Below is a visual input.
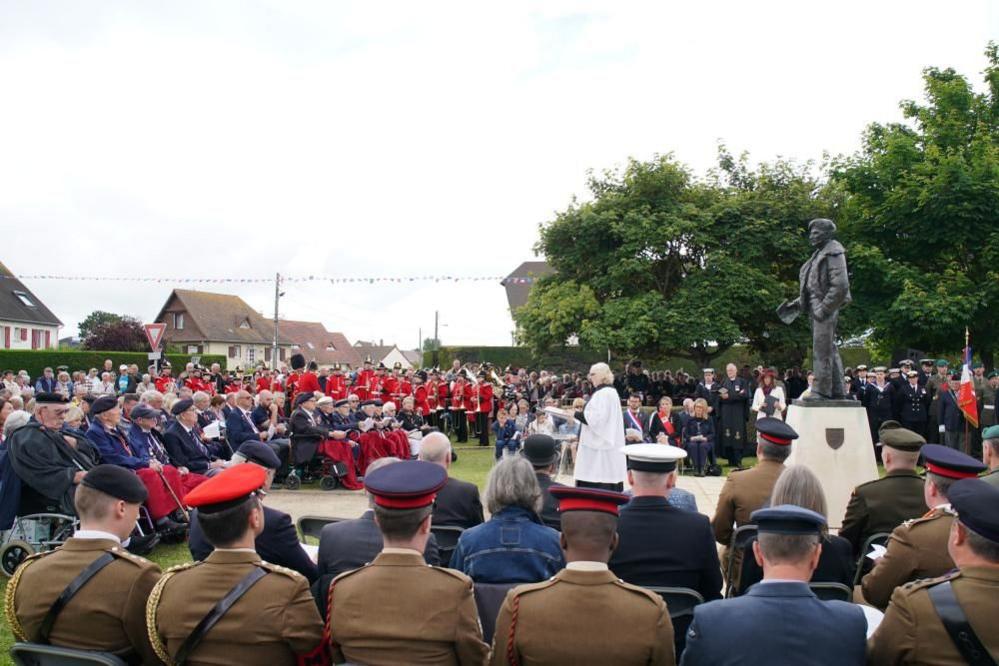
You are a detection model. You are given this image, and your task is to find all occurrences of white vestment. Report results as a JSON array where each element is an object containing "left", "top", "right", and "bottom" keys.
[{"left": 574, "top": 384, "right": 626, "bottom": 484}]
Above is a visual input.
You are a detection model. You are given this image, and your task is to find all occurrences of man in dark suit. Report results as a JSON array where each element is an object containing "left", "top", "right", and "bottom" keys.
[
  {"left": 610, "top": 444, "right": 722, "bottom": 602},
  {"left": 162, "top": 399, "right": 225, "bottom": 477},
  {"left": 226, "top": 390, "right": 289, "bottom": 464},
  {"left": 418, "top": 432, "right": 483, "bottom": 529},
  {"left": 681, "top": 506, "right": 867, "bottom": 665},
  {"left": 188, "top": 441, "right": 318, "bottom": 583},
  {"left": 622, "top": 392, "right": 651, "bottom": 443},
  {"left": 521, "top": 434, "right": 564, "bottom": 530}
]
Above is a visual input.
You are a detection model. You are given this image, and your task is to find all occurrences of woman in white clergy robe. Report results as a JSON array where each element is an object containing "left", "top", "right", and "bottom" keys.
[{"left": 572, "top": 362, "right": 627, "bottom": 491}]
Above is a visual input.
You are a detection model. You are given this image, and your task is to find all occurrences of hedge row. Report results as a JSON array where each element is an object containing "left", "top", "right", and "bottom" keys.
[
  {"left": 425, "top": 346, "right": 873, "bottom": 374},
  {"left": 0, "top": 350, "right": 227, "bottom": 378}
]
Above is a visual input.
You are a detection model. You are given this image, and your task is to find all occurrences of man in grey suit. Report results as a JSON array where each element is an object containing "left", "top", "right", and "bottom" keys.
[
  {"left": 312, "top": 457, "right": 441, "bottom": 613},
  {"left": 680, "top": 505, "right": 866, "bottom": 665}
]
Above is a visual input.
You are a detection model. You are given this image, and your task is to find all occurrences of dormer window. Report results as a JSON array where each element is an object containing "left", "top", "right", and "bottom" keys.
[
  {"left": 326, "top": 342, "right": 337, "bottom": 351},
  {"left": 13, "top": 291, "right": 35, "bottom": 307},
  {"left": 239, "top": 318, "right": 251, "bottom": 329}
]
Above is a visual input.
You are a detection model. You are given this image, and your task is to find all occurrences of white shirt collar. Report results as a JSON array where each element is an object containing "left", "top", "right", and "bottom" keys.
[
  {"left": 381, "top": 547, "right": 423, "bottom": 556},
  {"left": 566, "top": 561, "right": 609, "bottom": 571},
  {"left": 73, "top": 529, "right": 121, "bottom": 544},
  {"left": 213, "top": 547, "right": 258, "bottom": 553}
]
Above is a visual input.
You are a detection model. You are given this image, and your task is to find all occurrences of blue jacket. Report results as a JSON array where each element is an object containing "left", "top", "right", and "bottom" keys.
[
  {"left": 85, "top": 421, "right": 147, "bottom": 471},
  {"left": 679, "top": 581, "right": 866, "bottom": 665},
  {"left": 127, "top": 426, "right": 170, "bottom": 466},
  {"left": 449, "top": 505, "right": 564, "bottom": 584},
  {"left": 34, "top": 377, "right": 57, "bottom": 394},
  {"left": 225, "top": 409, "right": 262, "bottom": 449},
  {"left": 492, "top": 420, "right": 517, "bottom": 446}
]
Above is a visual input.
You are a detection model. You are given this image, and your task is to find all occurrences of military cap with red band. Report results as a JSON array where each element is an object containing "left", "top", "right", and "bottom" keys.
[
  {"left": 184, "top": 464, "right": 267, "bottom": 514},
  {"left": 755, "top": 417, "right": 799, "bottom": 446},
  {"left": 364, "top": 460, "right": 447, "bottom": 509},
  {"left": 921, "top": 444, "right": 986, "bottom": 480},
  {"left": 550, "top": 486, "right": 630, "bottom": 516}
]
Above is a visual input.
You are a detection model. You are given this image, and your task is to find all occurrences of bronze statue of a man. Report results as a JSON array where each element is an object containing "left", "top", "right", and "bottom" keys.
[{"left": 777, "top": 218, "right": 852, "bottom": 400}]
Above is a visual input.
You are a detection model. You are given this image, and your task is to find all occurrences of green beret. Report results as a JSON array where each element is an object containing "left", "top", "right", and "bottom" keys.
[
  {"left": 936, "top": 359, "right": 949, "bottom": 367},
  {"left": 983, "top": 425, "right": 999, "bottom": 441},
  {"left": 880, "top": 426, "right": 925, "bottom": 452},
  {"left": 989, "top": 371, "right": 999, "bottom": 379}
]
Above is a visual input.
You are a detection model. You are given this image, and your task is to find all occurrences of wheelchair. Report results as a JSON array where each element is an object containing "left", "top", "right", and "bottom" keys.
[{"left": 0, "top": 513, "right": 78, "bottom": 578}]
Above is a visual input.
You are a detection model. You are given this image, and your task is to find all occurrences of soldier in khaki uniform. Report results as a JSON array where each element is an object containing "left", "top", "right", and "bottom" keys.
[
  {"left": 491, "top": 486, "right": 674, "bottom": 666},
  {"left": 862, "top": 444, "right": 986, "bottom": 609},
  {"left": 925, "top": 359, "right": 951, "bottom": 441},
  {"left": 868, "top": 478, "right": 999, "bottom": 664},
  {"left": 839, "top": 423, "right": 927, "bottom": 557},
  {"left": 147, "top": 464, "right": 324, "bottom": 665},
  {"left": 711, "top": 418, "right": 798, "bottom": 586},
  {"left": 326, "top": 459, "right": 489, "bottom": 665},
  {"left": 5, "top": 464, "right": 161, "bottom": 664},
  {"left": 980, "top": 372, "right": 998, "bottom": 429},
  {"left": 982, "top": 425, "right": 999, "bottom": 489}
]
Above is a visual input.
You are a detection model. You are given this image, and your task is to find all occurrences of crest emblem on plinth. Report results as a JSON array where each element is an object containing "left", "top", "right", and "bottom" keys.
[{"left": 825, "top": 428, "right": 845, "bottom": 450}]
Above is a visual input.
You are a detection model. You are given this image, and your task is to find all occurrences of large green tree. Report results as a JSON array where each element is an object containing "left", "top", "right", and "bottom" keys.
[
  {"left": 833, "top": 44, "right": 999, "bottom": 366},
  {"left": 516, "top": 151, "right": 842, "bottom": 366},
  {"left": 79, "top": 311, "right": 148, "bottom": 352}
]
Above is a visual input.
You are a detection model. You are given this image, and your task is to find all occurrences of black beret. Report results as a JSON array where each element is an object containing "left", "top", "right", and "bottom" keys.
[
  {"left": 294, "top": 392, "right": 316, "bottom": 407},
  {"left": 334, "top": 399, "right": 350, "bottom": 408},
  {"left": 237, "top": 440, "right": 281, "bottom": 470},
  {"left": 90, "top": 396, "right": 119, "bottom": 416},
  {"left": 171, "top": 398, "right": 195, "bottom": 416},
  {"left": 81, "top": 465, "right": 147, "bottom": 503},
  {"left": 949, "top": 478, "right": 999, "bottom": 544},
  {"left": 34, "top": 392, "right": 68, "bottom": 405}
]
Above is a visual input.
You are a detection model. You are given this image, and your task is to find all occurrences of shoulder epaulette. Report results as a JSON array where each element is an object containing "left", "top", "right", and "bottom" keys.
[
  {"left": 613, "top": 579, "right": 666, "bottom": 607},
  {"left": 900, "top": 570, "right": 960, "bottom": 593},
  {"left": 509, "top": 577, "right": 558, "bottom": 598},
  {"left": 258, "top": 560, "right": 303, "bottom": 580},
  {"left": 107, "top": 545, "right": 157, "bottom": 568},
  {"left": 330, "top": 562, "right": 371, "bottom": 586},
  {"left": 430, "top": 565, "right": 474, "bottom": 587}
]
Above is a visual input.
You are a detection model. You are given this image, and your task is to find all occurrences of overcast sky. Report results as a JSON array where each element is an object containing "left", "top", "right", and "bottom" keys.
[{"left": 1, "top": 1, "right": 995, "bottom": 348}]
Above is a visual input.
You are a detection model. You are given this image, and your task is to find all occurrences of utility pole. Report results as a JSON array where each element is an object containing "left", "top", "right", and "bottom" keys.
[
  {"left": 272, "top": 272, "right": 280, "bottom": 370},
  {"left": 419, "top": 327, "right": 422, "bottom": 360},
  {"left": 433, "top": 310, "right": 439, "bottom": 369}
]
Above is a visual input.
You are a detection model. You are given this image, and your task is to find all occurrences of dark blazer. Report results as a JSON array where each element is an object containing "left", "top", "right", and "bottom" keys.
[
  {"left": 737, "top": 534, "right": 856, "bottom": 592},
  {"left": 316, "top": 510, "right": 440, "bottom": 578},
  {"left": 250, "top": 405, "right": 272, "bottom": 430},
  {"left": 648, "top": 411, "right": 681, "bottom": 446},
  {"left": 431, "top": 476, "right": 484, "bottom": 529},
  {"left": 622, "top": 409, "right": 651, "bottom": 440},
  {"left": 289, "top": 408, "right": 330, "bottom": 466},
  {"left": 188, "top": 504, "right": 318, "bottom": 583},
  {"left": 609, "top": 496, "right": 722, "bottom": 602},
  {"left": 535, "top": 472, "right": 564, "bottom": 530},
  {"left": 680, "top": 581, "right": 866, "bottom": 665},
  {"left": 162, "top": 421, "right": 212, "bottom": 474},
  {"left": 225, "top": 408, "right": 262, "bottom": 449},
  {"left": 939, "top": 388, "right": 965, "bottom": 432}
]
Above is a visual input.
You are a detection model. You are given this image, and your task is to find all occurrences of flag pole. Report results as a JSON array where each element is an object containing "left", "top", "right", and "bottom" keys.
[{"left": 964, "top": 327, "right": 970, "bottom": 456}]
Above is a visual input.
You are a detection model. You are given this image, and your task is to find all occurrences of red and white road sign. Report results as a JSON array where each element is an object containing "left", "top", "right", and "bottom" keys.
[{"left": 144, "top": 323, "right": 166, "bottom": 351}]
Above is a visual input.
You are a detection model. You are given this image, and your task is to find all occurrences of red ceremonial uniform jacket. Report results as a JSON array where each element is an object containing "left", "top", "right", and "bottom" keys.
[
  {"left": 286, "top": 372, "right": 301, "bottom": 397},
  {"left": 437, "top": 381, "right": 449, "bottom": 406},
  {"left": 154, "top": 375, "right": 174, "bottom": 393},
  {"left": 255, "top": 376, "right": 271, "bottom": 394},
  {"left": 325, "top": 374, "right": 346, "bottom": 400},
  {"left": 224, "top": 381, "right": 242, "bottom": 394},
  {"left": 355, "top": 369, "right": 374, "bottom": 400},
  {"left": 476, "top": 382, "right": 493, "bottom": 413},
  {"left": 451, "top": 380, "right": 467, "bottom": 410},
  {"left": 297, "top": 372, "right": 321, "bottom": 398},
  {"left": 381, "top": 376, "right": 400, "bottom": 403},
  {"left": 414, "top": 385, "right": 430, "bottom": 416},
  {"left": 399, "top": 380, "right": 413, "bottom": 399}
]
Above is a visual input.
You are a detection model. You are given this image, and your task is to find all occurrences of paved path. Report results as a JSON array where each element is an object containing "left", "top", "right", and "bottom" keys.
[{"left": 266, "top": 473, "right": 727, "bottom": 525}]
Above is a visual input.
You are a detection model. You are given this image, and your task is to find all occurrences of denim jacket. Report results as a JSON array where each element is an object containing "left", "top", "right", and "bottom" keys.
[{"left": 449, "top": 505, "right": 565, "bottom": 584}]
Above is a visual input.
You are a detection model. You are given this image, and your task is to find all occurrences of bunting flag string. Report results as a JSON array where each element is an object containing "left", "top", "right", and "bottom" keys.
[{"left": 0, "top": 273, "right": 538, "bottom": 286}]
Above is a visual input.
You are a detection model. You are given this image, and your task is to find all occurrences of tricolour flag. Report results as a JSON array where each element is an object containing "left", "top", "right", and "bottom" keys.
[{"left": 958, "top": 341, "right": 979, "bottom": 428}]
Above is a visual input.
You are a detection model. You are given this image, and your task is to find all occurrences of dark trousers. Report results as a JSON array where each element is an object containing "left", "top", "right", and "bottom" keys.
[
  {"left": 576, "top": 480, "right": 624, "bottom": 492},
  {"left": 476, "top": 412, "right": 490, "bottom": 446},
  {"left": 453, "top": 409, "right": 468, "bottom": 442}
]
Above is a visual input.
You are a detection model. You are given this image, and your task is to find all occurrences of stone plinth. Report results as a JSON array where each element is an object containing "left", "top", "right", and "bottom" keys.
[{"left": 784, "top": 400, "right": 878, "bottom": 530}]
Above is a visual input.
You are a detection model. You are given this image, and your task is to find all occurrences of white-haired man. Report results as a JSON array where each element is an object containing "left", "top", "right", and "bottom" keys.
[{"left": 571, "top": 362, "right": 626, "bottom": 491}]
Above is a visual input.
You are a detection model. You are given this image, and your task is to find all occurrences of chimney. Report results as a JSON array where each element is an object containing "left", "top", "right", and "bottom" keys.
[{"left": 380, "top": 338, "right": 383, "bottom": 346}]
